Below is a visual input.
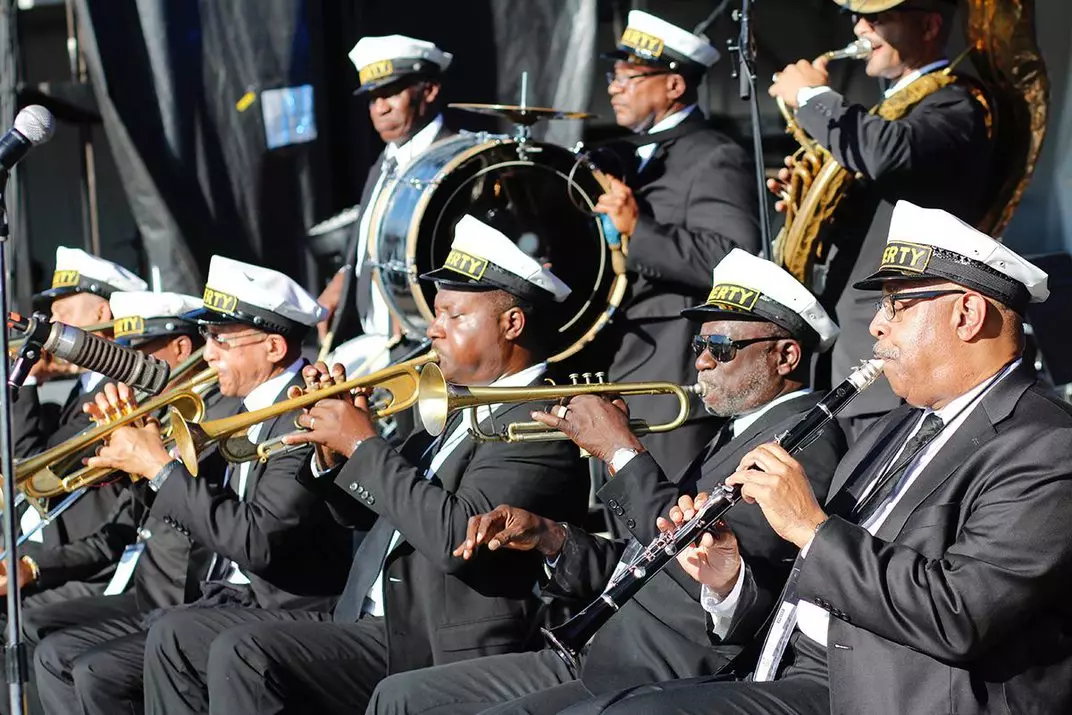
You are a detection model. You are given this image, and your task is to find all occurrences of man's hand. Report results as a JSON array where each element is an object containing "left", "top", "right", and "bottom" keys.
[
  {"left": 529, "top": 394, "right": 642, "bottom": 463},
  {"left": 317, "top": 271, "right": 346, "bottom": 341},
  {"left": 281, "top": 362, "right": 376, "bottom": 462},
  {"left": 27, "top": 352, "right": 81, "bottom": 383},
  {"left": 657, "top": 493, "right": 741, "bottom": 598},
  {"left": 0, "top": 558, "right": 36, "bottom": 596},
  {"left": 84, "top": 421, "right": 171, "bottom": 480},
  {"left": 285, "top": 362, "right": 353, "bottom": 469},
  {"left": 768, "top": 57, "right": 830, "bottom": 110},
  {"left": 83, "top": 381, "right": 140, "bottom": 425},
  {"left": 725, "top": 443, "right": 826, "bottom": 549},
  {"left": 452, "top": 505, "right": 567, "bottom": 561},
  {"left": 594, "top": 176, "right": 639, "bottom": 237},
  {"left": 766, "top": 155, "right": 797, "bottom": 214}
]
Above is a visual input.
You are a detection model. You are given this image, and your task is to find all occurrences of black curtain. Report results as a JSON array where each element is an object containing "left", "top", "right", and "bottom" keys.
[{"left": 71, "top": 0, "right": 595, "bottom": 292}]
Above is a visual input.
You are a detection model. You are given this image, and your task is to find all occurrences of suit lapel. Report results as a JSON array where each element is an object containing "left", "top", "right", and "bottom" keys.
[
  {"left": 824, "top": 406, "right": 915, "bottom": 506},
  {"left": 242, "top": 370, "right": 307, "bottom": 500},
  {"left": 874, "top": 365, "right": 1034, "bottom": 540}
]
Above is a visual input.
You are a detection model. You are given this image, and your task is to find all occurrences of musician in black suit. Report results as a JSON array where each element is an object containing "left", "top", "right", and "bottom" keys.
[
  {"left": 10, "top": 247, "right": 148, "bottom": 597},
  {"left": 32, "top": 256, "right": 351, "bottom": 715},
  {"left": 137, "top": 214, "right": 590, "bottom": 715},
  {"left": 579, "top": 201, "right": 1072, "bottom": 715},
  {"left": 365, "top": 249, "right": 846, "bottom": 715},
  {"left": 596, "top": 11, "right": 761, "bottom": 477},
  {"left": 318, "top": 33, "right": 455, "bottom": 357},
  {"left": 768, "top": 0, "right": 992, "bottom": 437},
  {"left": 9, "top": 291, "right": 210, "bottom": 610}
]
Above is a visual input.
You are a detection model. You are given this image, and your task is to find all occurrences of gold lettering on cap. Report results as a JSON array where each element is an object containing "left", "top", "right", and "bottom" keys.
[
  {"left": 359, "top": 59, "right": 394, "bottom": 85},
  {"left": 113, "top": 316, "right": 146, "bottom": 338},
  {"left": 202, "top": 287, "right": 238, "bottom": 315},
  {"left": 879, "top": 241, "right": 933, "bottom": 274},
  {"left": 704, "top": 283, "right": 760, "bottom": 311},
  {"left": 620, "top": 28, "right": 664, "bottom": 59},
  {"left": 443, "top": 249, "right": 489, "bottom": 281},
  {"left": 51, "top": 270, "right": 80, "bottom": 289}
]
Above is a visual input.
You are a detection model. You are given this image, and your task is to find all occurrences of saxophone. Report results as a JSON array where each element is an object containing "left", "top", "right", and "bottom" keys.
[{"left": 772, "top": 0, "right": 1049, "bottom": 288}]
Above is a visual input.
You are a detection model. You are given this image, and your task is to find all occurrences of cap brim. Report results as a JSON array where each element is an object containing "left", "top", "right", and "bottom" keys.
[
  {"left": 419, "top": 267, "right": 496, "bottom": 291},
  {"left": 831, "top": 0, "right": 908, "bottom": 12},
  {"left": 851, "top": 269, "right": 935, "bottom": 292},
  {"left": 680, "top": 304, "right": 773, "bottom": 323},
  {"left": 34, "top": 286, "right": 78, "bottom": 302},
  {"left": 182, "top": 307, "right": 243, "bottom": 327},
  {"left": 353, "top": 71, "right": 435, "bottom": 96}
]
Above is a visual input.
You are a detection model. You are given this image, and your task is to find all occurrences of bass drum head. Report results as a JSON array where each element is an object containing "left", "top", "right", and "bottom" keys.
[{"left": 372, "top": 136, "right": 621, "bottom": 363}]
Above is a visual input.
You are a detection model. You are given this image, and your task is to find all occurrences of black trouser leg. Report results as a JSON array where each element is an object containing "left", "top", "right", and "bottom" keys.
[
  {"left": 71, "top": 630, "right": 149, "bottom": 715},
  {"left": 23, "top": 592, "right": 140, "bottom": 646},
  {"left": 207, "top": 616, "right": 389, "bottom": 715},
  {"left": 33, "top": 613, "right": 144, "bottom": 715},
  {"left": 143, "top": 607, "right": 330, "bottom": 715},
  {"left": 367, "top": 649, "right": 580, "bottom": 715}
]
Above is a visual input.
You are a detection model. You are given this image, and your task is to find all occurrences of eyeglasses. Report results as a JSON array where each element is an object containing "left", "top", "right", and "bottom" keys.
[
  {"left": 605, "top": 70, "right": 672, "bottom": 88},
  {"left": 198, "top": 326, "right": 269, "bottom": 348},
  {"left": 874, "top": 289, "right": 966, "bottom": 320},
  {"left": 691, "top": 334, "right": 786, "bottom": 362}
]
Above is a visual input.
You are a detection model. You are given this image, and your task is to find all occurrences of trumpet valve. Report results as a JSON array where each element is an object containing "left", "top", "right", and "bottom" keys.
[
  {"left": 594, "top": 372, "right": 606, "bottom": 384},
  {"left": 569, "top": 373, "right": 580, "bottom": 385},
  {"left": 581, "top": 372, "right": 592, "bottom": 384}
]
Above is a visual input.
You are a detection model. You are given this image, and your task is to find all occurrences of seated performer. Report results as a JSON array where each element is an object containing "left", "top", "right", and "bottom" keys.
[
  {"left": 8, "top": 291, "right": 208, "bottom": 608},
  {"left": 598, "top": 10, "right": 761, "bottom": 477},
  {"left": 139, "top": 215, "right": 591, "bottom": 715},
  {"left": 11, "top": 247, "right": 147, "bottom": 583},
  {"left": 32, "top": 257, "right": 352, "bottom": 715},
  {"left": 365, "top": 249, "right": 847, "bottom": 715},
  {"left": 579, "top": 201, "right": 1072, "bottom": 715}
]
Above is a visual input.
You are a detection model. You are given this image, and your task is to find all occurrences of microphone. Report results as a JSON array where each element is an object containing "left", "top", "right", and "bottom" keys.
[
  {"left": 0, "top": 105, "right": 56, "bottom": 173},
  {"left": 8, "top": 313, "right": 171, "bottom": 395}
]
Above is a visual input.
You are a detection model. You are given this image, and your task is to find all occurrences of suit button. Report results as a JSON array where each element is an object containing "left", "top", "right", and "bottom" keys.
[
  {"left": 626, "top": 519, "right": 636, "bottom": 529},
  {"left": 349, "top": 482, "right": 358, "bottom": 491},
  {"left": 607, "top": 499, "right": 619, "bottom": 508},
  {"left": 367, "top": 496, "right": 375, "bottom": 505},
  {"left": 614, "top": 507, "right": 624, "bottom": 516}
]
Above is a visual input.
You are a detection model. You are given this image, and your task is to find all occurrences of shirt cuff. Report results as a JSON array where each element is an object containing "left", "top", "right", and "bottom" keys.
[
  {"left": 147, "top": 460, "right": 183, "bottom": 492},
  {"left": 699, "top": 556, "right": 746, "bottom": 617},
  {"left": 796, "top": 86, "right": 832, "bottom": 108},
  {"left": 22, "top": 377, "right": 37, "bottom": 387}
]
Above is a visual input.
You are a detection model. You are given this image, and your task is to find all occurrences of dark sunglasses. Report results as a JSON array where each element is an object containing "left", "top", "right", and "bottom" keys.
[{"left": 691, "top": 334, "right": 785, "bottom": 362}]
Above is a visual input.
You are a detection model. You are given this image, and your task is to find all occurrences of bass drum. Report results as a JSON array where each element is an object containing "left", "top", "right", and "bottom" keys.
[{"left": 367, "top": 133, "right": 626, "bottom": 363}]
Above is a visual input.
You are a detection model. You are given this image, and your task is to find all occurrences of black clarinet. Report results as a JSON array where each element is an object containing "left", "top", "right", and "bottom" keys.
[{"left": 542, "top": 359, "right": 885, "bottom": 674}]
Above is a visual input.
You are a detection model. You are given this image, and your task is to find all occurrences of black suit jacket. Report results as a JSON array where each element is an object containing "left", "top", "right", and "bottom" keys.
[
  {"left": 608, "top": 111, "right": 761, "bottom": 476},
  {"left": 798, "top": 366, "right": 1072, "bottom": 714},
  {"left": 795, "top": 83, "right": 993, "bottom": 416},
  {"left": 545, "top": 392, "right": 846, "bottom": 692},
  {"left": 15, "top": 380, "right": 127, "bottom": 580},
  {"left": 321, "top": 396, "right": 590, "bottom": 674},
  {"left": 150, "top": 371, "right": 351, "bottom": 611}
]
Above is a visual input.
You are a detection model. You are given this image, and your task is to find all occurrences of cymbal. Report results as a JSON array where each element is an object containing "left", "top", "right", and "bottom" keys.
[{"left": 448, "top": 103, "right": 597, "bottom": 126}]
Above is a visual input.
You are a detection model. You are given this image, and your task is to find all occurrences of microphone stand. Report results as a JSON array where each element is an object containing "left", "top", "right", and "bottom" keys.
[
  {"left": 728, "top": 0, "right": 773, "bottom": 259},
  {"left": 0, "top": 172, "right": 28, "bottom": 714}
]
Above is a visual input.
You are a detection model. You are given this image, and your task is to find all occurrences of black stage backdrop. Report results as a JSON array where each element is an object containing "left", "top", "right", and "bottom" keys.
[{"left": 72, "top": 0, "right": 594, "bottom": 293}]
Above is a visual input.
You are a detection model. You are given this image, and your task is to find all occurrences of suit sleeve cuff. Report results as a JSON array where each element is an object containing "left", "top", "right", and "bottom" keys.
[
  {"left": 148, "top": 460, "right": 183, "bottom": 492},
  {"left": 796, "top": 86, "right": 832, "bottom": 107}
]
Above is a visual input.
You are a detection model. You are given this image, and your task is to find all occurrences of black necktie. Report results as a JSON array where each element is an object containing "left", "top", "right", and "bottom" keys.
[{"left": 852, "top": 412, "right": 944, "bottom": 524}]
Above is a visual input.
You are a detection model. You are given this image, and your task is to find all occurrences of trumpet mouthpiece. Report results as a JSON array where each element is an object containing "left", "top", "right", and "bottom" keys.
[{"left": 689, "top": 383, "right": 708, "bottom": 397}]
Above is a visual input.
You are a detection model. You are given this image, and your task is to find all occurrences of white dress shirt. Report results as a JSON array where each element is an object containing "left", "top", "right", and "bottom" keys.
[
  {"left": 361, "top": 361, "right": 548, "bottom": 617},
  {"left": 222, "top": 358, "right": 306, "bottom": 585},
  {"left": 636, "top": 105, "right": 697, "bottom": 173},
  {"left": 354, "top": 114, "right": 444, "bottom": 337}
]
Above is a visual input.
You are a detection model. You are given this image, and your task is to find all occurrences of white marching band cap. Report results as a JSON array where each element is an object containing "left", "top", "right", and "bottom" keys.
[
  {"left": 682, "top": 248, "right": 840, "bottom": 352},
  {"left": 606, "top": 10, "right": 721, "bottom": 73},
  {"left": 421, "top": 214, "right": 572, "bottom": 304},
  {"left": 37, "top": 246, "right": 147, "bottom": 301},
  {"left": 348, "top": 34, "right": 453, "bottom": 94},
  {"left": 853, "top": 200, "right": 1049, "bottom": 311},
  {"left": 191, "top": 255, "right": 326, "bottom": 338},
  {"left": 110, "top": 291, "right": 203, "bottom": 346}
]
